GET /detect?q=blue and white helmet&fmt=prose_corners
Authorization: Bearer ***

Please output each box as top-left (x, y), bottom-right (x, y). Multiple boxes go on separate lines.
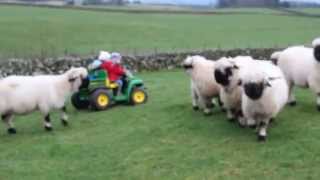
top-left (111, 52), bottom-right (122, 64)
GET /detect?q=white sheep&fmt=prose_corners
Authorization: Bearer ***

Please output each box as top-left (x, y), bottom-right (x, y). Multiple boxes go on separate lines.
top-left (182, 55), bottom-right (221, 115)
top-left (214, 56), bottom-right (255, 124)
top-left (271, 45), bottom-right (320, 108)
top-left (0, 67), bottom-right (88, 134)
top-left (239, 60), bottom-right (288, 141)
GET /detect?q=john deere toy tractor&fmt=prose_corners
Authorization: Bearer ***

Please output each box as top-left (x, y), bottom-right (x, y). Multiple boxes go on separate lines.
top-left (71, 69), bottom-right (147, 111)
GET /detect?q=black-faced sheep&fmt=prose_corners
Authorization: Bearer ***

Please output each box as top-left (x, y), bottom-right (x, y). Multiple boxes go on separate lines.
top-left (182, 55), bottom-right (221, 115)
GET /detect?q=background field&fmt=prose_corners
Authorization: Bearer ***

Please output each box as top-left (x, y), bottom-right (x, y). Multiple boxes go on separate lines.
top-left (0, 70), bottom-right (320, 180)
top-left (1, 5), bottom-right (320, 57)
top-left (1, 5), bottom-right (320, 180)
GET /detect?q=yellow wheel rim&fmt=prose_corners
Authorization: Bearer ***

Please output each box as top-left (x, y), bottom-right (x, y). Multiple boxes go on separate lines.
top-left (133, 91), bottom-right (145, 104)
top-left (97, 94), bottom-right (109, 107)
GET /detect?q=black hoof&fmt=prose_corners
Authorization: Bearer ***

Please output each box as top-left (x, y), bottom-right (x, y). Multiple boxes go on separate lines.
top-left (221, 108), bottom-right (227, 112)
top-left (257, 135), bottom-right (266, 142)
top-left (193, 106), bottom-right (199, 111)
top-left (45, 126), bottom-right (53, 131)
top-left (8, 128), bottom-right (16, 134)
top-left (228, 118), bottom-right (236, 122)
top-left (61, 120), bottom-right (69, 127)
top-left (317, 105), bottom-right (320, 112)
top-left (288, 101), bottom-right (297, 106)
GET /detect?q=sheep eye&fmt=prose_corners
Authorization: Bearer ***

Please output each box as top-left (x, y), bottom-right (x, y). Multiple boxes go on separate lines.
top-left (69, 78), bottom-right (77, 82)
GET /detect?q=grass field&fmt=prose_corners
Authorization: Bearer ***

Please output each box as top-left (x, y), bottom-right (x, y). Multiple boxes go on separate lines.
top-left (1, 5), bottom-right (320, 57)
top-left (0, 70), bottom-right (320, 180)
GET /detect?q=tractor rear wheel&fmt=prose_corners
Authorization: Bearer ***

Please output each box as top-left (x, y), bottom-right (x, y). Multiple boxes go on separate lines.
top-left (90, 89), bottom-right (112, 111)
top-left (71, 92), bottom-right (90, 110)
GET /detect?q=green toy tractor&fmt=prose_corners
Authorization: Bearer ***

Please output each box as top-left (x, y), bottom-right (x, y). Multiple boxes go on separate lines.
top-left (71, 69), bottom-right (148, 111)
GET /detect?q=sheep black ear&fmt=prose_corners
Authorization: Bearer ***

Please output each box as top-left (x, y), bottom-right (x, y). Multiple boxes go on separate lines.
top-left (237, 79), bottom-right (242, 86)
top-left (233, 65), bottom-right (239, 69)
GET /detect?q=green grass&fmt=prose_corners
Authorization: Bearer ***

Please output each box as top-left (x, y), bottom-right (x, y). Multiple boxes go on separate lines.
top-left (1, 5), bottom-right (320, 57)
top-left (0, 70), bottom-right (320, 179)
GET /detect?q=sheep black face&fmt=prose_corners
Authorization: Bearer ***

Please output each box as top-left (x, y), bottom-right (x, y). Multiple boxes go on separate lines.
top-left (314, 45), bottom-right (320, 62)
top-left (214, 66), bottom-right (236, 86)
top-left (182, 56), bottom-right (194, 74)
top-left (243, 82), bottom-right (265, 100)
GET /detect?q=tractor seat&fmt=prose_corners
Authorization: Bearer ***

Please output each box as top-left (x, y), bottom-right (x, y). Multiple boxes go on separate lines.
top-left (105, 79), bottom-right (118, 89)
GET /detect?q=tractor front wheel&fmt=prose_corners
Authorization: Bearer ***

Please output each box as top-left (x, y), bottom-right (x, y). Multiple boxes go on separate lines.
top-left (130, 87), bottom-right (148, 105)
top-left (90, 89), bottom-right (112, 111)
top-left (71, 93), bottom-right (90, 110)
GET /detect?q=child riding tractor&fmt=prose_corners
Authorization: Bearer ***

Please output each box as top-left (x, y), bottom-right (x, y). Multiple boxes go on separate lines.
top-left (71, 52), bottom-right (148, 111)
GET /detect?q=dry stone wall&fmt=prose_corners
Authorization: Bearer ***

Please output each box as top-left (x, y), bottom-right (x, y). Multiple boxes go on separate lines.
top-left (0, 48), bottom-right (281, 76)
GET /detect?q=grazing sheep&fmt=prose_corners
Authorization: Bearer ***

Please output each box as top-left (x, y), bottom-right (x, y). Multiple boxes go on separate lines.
top-left (182, 55), bottom-right (221, 115)
top-left (271, 46), bottom-right (320, 108)
top-left (239, 61), bottom-right (288, 141)
top-left (214, 56), bottom-right (254, 124)
top-left (0, 67), bottom-right (88, 134)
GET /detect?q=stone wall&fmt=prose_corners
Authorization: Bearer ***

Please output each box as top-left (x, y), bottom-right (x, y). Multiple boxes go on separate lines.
top-left (0, 48), bottom-right (281, 76)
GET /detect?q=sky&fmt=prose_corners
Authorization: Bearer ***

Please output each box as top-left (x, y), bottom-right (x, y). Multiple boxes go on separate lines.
top-left (131, 0), bottom-right (320, 5)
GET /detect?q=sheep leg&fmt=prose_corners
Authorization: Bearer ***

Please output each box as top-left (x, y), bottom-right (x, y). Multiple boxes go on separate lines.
top-left (191, 88), bottom-right (199, 111)
top-left (288, 83), bottom-right (296, 106)
top-left (60, 106), bottom-right (69, 126)
top-left (44, 114), bottom-right (53, 131)
top-left (2, 114), bottom-right (16, 134)
top-left (236, 110), bottom-right (246, 128)
top-left (201, 97), bottom-right (212, 116)
top-left (205, 98), bottom-right (215, 109)
top-left (217, 96), bottom-right (226, 112)
top-left (316, 93), bottom-right (320, 111)
top-left (257, 120), bottom-right (269, 142)
top-left (227, 109), bottom-right (236, 122)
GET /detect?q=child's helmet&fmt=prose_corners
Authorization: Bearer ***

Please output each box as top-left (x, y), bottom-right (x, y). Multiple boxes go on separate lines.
top-left (98, 51), bottom-right (111, 61)
top-left (111, 52), bottom-right (122, 64)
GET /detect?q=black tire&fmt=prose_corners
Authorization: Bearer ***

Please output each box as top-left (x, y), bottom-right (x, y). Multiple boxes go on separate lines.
top-left (71, 92), bottom-right (90, 110)
top-left (130, 87), bottom-right (148, 105)
top-left (90, 89), bottom-right (112, 111)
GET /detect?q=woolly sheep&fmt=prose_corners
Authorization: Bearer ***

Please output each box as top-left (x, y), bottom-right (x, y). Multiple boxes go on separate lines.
top-left (182, 55), bottom-right (221, 115)
top-left (0, 67), bottom-right (88, 134)
top-left (239, 60), bottom-right (288, 141)
top-left (271, 45), bottom-right (320, 109)
top-left (214, 56), bottom-right (255, 124)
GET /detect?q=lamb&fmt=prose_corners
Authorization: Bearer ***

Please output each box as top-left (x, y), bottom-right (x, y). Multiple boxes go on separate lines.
top-left (0, 67), bottom-right (88, 134)
top-left (239, 60), bottom-right (288, 141)
top-left (182, 55), bottom-right (221, 115)
top-left (271, 45), bottom-right (320, 109)
top-left (214, 56), bottom-right (255, 124)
